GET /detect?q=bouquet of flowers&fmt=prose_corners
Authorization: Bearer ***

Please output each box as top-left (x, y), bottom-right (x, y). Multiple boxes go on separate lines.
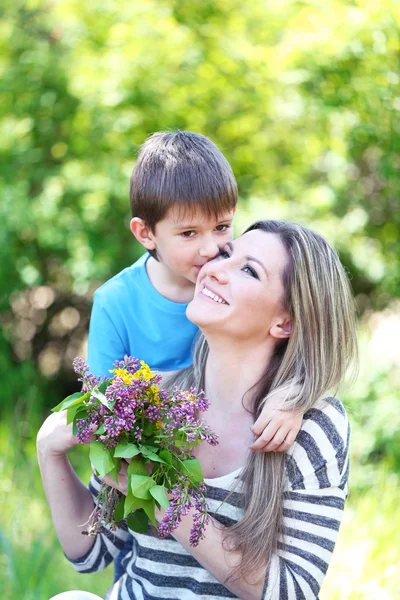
top-left (52, 356), bottom-right (218, 546)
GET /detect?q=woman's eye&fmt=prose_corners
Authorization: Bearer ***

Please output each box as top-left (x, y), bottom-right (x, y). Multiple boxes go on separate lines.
top-left (242, 265), bottom-right (259, 279)
top-left (180, 231), bottom-right (196, 238)
top-left (218, 248), bottom-right (231, 259)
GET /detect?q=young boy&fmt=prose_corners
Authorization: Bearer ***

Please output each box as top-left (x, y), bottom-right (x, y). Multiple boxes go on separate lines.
top-left (87, 131), bottom-right (302, 580)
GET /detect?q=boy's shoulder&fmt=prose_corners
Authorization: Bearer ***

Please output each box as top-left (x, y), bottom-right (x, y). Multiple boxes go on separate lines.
top-left (94, 253), bottom-right (148, 303)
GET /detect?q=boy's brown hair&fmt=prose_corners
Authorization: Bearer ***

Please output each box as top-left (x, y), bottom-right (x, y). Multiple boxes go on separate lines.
top-left (130, 130), bottom-right (238, 231)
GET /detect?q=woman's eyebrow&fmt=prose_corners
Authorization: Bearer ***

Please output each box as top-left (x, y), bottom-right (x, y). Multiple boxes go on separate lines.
top-left (227, 242), bottom-right (269, 277)
top-left (246, 255), bottom-right (269, 277)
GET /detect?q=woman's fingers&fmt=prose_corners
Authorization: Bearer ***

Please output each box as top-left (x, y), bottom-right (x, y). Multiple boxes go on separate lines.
top-left (37, 410), bottom-right (79, 457)
top-left (100, 459), bottom-right (130, 495)
top-left (102, 471), bottom-right (129, 496)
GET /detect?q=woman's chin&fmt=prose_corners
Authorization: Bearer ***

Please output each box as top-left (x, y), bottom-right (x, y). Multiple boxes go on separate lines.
top-left (186, 300), bottom-right (221, 329)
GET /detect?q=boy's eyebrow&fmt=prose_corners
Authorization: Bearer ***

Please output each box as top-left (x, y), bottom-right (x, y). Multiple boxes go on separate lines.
top-left (225, 241), bottom-right (269, 277)
top-left (173, 216), bottom-right (234, 230)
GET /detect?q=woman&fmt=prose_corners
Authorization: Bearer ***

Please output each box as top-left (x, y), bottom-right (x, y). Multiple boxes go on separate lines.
top-left (38, 220), bottom-right (358, 600)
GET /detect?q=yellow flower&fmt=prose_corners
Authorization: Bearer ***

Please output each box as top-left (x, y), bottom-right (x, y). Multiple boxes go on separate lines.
top-left (150, 384), bottom-right (161, 405)
top-left (133, 360), bottom-right (156, 381)
top-left (109, 368), bottom-right (134, 385)
top-left (155, 421), bottom-right (163, 429)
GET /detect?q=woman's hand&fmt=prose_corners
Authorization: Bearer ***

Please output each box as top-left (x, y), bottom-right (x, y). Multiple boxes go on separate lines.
top-left (37, 410), bottom-right (80, 458)
top-left (101, 459), bottom-right (130, 496)
top-left (100, 458), bottom-right (154, 497)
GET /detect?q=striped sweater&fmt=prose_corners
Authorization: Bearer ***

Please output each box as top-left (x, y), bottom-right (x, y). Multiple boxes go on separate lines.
top-left (68, 397), bottom-right (350, 600)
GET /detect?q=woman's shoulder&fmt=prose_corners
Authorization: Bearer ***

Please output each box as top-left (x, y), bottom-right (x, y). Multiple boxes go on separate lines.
top-left (302, 396), bottom-right (349, 452)
top-left (285, 397), bottom-right (350, 491)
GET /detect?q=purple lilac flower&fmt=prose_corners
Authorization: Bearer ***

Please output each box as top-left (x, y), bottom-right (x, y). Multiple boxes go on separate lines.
top-left (76, 418), bottom-right (92, 444)
top-left (144, 404), bottom-right (163, 423)
top-left (158, 479), bottom-right (192, 538)
top-left (158, 479), bottom-right (210, 546)
top-left (73, 357), bottom-right (106, 391)
top-left (112, 356), bottom-right (141, 373)
top-left (72, 357), bottom-right (90, 375)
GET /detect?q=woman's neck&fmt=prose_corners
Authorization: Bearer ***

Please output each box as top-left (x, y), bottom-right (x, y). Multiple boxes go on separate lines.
top-left (204, 338), bottom-right (275, 415)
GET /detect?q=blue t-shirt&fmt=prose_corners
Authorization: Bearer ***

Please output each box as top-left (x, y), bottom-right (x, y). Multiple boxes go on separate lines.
top-left (87, 253), bottom-right (199, 377)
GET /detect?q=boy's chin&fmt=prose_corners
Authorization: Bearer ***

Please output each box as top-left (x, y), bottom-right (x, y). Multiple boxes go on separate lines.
top-left (185, 271), bottom-right (200, 285)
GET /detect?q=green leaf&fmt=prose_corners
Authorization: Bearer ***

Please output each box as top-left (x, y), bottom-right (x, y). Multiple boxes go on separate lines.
top-left (127, 458), bottom-right (148, 477)
top-left (114, 495), bottom-right (125, 522)
top-left (143, 421), bottom-right (156, 436)
top-left (142, 451), bottom-right (167, 464)
top-left (108, 467), bottom-right (118, 484)
top-left (124, 493), bottom-right (153, 517)
top-left (140, 444), bottom-right (158, 453)
top-left (143, 498), bottom-right (157, 527)
top-left (150, 485), bottom-right (170, 509)
top-left (67, 405), bottom-right (88, 425)
top-left (89, 441), bottom-right (115, 478)
top-left (95, 423), bottom-right (106, 435)
top-left (127, 509), bottom-right (149, 533)
top-left (98, 380), bottom-right (111, 394)
top-left (181, 458), bottom-right (203, 483)
top-left (51, 391), bottom-right (89, 413)
top-left (130, 474), bottom-right (156, 499)
top-left (159, 450), bottom-right (173, 465)
top-left (172, 433), bottom-right (186, 448)
top-left (109, 457), bottom-right (121, 483)
top-left (114, 441), bottom-right (140, 459)
top-left (90, 388), bottom-right (110, 408)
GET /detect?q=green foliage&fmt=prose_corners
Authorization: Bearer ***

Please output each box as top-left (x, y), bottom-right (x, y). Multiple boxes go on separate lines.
top-left (89, 441), bottom-right (115, 478)
top-left (1, 2), bottom-right (399, 414)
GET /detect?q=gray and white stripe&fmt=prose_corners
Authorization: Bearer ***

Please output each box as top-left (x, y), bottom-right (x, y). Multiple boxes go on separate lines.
top-left (69, 397), bottom-right (350, 600)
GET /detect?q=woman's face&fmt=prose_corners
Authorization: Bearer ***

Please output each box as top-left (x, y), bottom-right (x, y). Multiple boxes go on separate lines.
top-left (186, 230), bottom-right (291, 344)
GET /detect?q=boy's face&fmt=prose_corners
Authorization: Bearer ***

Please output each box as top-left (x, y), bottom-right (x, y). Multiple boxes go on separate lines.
top-left (150, 206), bottom-right (235, 284)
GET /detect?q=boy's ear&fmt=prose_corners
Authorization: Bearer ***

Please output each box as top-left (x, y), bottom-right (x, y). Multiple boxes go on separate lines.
top-left (270, 315), bottom-right (292, 340)
top-left (130, 218), bottom-right (156, 251)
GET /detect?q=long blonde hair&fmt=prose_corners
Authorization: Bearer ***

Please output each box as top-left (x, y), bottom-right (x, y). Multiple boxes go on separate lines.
top-left (169, 220), bottom-right (358, 582)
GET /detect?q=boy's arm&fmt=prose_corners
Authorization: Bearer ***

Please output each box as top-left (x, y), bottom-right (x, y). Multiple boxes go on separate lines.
top-left (87, 291), bottom-right (127, 376)
top-left (250, 388), bottom-right (303, 452)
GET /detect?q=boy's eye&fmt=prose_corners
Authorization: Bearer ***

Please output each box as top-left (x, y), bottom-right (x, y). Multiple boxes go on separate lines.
top-left (215, 224), bottom-right (231, 232)
top-left (242, 264), bottom-right (259, 279)
top-left (180, 230), bottom-right (196, 238)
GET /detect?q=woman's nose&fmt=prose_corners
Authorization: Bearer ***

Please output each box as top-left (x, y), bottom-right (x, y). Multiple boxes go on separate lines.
top-left (204, 261), bottom-right (229, 284)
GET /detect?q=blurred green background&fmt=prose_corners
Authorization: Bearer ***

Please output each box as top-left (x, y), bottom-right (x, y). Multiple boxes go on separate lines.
top-left (1, 1), bottom-right (399, 598)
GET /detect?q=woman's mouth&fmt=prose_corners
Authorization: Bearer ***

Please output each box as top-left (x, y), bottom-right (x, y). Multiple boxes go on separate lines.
top-left (200, 286), bottom-right (229, 305)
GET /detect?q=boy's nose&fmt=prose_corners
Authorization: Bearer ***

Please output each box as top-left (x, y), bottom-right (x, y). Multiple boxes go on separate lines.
top-left (199, 238), bottom-right (219, 259)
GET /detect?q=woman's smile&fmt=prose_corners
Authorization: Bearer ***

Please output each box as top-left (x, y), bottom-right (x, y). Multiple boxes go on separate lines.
top-left (200, 285), bottom-right (229, 305)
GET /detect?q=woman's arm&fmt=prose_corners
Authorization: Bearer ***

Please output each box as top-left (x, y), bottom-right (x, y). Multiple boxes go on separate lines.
top-left (37, 411), bottom-right (98, 559)
top-left (37, 411), bottom-right (130, 571)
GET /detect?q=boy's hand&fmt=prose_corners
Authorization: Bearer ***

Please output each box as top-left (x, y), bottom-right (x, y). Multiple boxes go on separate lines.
top-left (250, 408), bottom-right (303, 452)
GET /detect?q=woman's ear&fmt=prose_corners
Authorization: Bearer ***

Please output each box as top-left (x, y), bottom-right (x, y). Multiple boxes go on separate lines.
top-left (130, 218), bottom-right (156, 251)
top-left (270, 316), bottom-right (292, 340)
